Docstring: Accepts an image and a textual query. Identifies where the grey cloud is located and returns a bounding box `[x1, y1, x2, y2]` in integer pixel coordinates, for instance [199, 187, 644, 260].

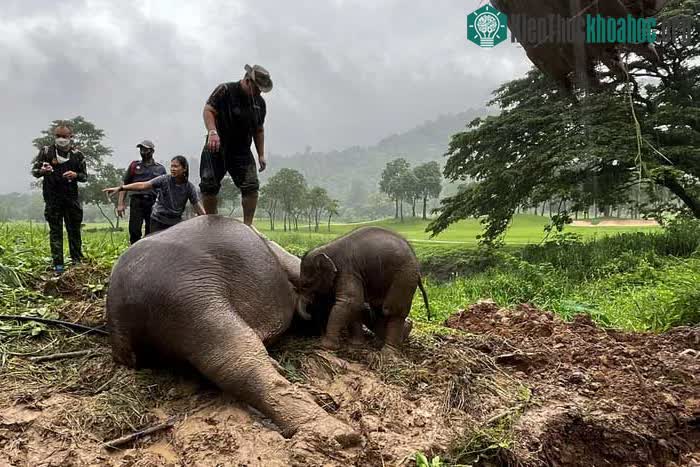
[0, 0, 530, 193]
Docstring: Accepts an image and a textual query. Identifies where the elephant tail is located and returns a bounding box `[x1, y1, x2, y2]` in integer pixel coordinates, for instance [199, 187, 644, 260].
[417, 277, 431, 321]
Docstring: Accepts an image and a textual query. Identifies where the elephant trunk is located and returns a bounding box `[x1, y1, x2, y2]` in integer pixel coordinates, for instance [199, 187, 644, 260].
[296, 296, 312, 320]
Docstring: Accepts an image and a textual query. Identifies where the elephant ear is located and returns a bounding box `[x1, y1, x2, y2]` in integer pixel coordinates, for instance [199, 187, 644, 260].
[315, 253, 337, 279]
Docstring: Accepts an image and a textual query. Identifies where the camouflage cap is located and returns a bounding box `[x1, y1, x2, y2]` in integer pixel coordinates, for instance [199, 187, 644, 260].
[136, 140, 155, 149]
[244, 64, 273, 93]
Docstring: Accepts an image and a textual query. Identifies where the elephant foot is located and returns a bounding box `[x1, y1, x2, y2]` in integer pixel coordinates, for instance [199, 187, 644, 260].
[320, 336, 341, 351]
[295, 416, 362, 449]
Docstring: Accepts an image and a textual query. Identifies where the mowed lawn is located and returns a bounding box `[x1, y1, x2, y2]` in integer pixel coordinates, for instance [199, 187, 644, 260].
[256, 214, 660, 247]
[15, 214, 658, 252]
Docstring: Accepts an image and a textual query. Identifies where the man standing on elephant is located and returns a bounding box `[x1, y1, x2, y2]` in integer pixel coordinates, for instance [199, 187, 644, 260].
[200, 64, 272, 225]
[117, 140, 167, 244]
[30, 124, 87, 275]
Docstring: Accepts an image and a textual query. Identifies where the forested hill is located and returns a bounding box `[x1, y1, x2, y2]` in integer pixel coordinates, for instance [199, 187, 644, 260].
[262, 108, 488, 201]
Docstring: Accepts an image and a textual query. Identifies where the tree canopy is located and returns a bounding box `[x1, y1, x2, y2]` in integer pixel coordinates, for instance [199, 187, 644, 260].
[429, 0, 699, 243]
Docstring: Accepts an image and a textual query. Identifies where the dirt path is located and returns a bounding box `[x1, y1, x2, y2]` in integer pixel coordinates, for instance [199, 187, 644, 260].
[571, 219, 660, 227]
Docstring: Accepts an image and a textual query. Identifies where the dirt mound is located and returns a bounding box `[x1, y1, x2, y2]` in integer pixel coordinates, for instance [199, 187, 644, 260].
[446, 302, 700, 466]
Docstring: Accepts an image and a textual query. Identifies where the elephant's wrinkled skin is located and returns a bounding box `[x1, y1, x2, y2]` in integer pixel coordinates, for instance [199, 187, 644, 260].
[298, 226, 429, 351]
[106, 215, 359, 445]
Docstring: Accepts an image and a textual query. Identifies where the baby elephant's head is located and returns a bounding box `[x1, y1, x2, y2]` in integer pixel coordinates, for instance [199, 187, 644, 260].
[296, 252, 337, 319]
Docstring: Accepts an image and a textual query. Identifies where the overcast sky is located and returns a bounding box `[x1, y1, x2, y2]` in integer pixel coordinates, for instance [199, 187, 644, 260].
[1, 0, 531, 193]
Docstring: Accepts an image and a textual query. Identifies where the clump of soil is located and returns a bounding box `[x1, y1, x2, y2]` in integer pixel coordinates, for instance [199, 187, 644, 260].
[446, 302, 700, 466]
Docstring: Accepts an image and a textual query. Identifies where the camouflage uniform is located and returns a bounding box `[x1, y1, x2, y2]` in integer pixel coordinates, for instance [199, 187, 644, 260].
[31, 145, 88, 267]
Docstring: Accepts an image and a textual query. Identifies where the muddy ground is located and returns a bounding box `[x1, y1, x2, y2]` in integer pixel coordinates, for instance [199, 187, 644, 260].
[0, 268, 698, 466]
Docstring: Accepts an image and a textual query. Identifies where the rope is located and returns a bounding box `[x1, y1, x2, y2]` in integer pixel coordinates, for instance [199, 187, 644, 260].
[0, 315, 109, 336]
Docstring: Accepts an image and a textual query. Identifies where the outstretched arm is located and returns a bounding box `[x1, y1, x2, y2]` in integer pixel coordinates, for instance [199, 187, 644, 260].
[103, 181, 153, 195]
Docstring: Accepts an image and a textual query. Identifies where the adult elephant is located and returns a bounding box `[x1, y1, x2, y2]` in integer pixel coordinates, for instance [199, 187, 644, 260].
[105, 215, 359, 446]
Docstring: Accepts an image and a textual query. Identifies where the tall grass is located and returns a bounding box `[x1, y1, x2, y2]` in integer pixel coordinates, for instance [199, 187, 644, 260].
[410, 220, 700, 332]
[1, 218, 698, 333]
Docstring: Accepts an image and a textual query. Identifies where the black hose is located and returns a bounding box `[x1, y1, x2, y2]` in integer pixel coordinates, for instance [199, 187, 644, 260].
[0, 315, 109, 336]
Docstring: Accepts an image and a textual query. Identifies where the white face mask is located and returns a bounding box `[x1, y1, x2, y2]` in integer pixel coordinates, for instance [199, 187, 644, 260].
[55, 137, 71, 149]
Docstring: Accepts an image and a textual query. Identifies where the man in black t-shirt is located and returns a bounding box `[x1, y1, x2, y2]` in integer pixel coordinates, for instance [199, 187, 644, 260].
[200, 64, 272, 225]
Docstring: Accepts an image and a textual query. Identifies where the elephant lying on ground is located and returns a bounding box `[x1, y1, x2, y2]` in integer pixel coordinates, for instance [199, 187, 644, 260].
[106, 215, 359, 446]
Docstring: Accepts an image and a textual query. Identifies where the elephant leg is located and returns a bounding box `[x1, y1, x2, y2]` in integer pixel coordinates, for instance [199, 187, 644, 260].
[321, 279, 365, 350]
[365, 311, 387, 346]
[349, 319, 367, 346]
[183, 305, 359, 446]
[381, 276, 418, 351]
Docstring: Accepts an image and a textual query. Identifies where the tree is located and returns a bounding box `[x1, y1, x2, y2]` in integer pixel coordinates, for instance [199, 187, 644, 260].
[397, 170, 418, 221]
[428, 0, 700, 243]
[379, 158, 411, 219]
[259, 184, 279, 230]
[308, 186, 331, 232]
[81, 163, 124, 229]
[413, 162, 442, 220]
[266, 168, 307, 231]
[218, 178, 241, 217]
[325, 198, 340, 232]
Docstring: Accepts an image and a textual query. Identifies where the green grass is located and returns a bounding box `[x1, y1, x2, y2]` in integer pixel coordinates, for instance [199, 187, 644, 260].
[256, 214, 660, 247]
[1, 215, 697, 334]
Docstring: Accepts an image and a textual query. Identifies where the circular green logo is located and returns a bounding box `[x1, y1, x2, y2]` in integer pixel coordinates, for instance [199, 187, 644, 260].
[467, 5, 508, 48]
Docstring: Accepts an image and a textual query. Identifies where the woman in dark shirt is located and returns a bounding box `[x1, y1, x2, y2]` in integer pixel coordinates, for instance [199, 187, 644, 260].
[105, 156, 206, 233]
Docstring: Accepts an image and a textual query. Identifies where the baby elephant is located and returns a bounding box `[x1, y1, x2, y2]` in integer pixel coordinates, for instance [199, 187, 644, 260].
[298, 226, 430, 352]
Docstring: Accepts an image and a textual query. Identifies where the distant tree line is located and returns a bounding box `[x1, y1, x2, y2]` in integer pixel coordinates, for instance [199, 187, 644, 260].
[259, 168, 339, 231]
[379, 159, 442, 221]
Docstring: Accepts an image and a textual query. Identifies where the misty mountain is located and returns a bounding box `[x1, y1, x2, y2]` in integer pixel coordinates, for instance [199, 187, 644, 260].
[261, 108, 488, 204]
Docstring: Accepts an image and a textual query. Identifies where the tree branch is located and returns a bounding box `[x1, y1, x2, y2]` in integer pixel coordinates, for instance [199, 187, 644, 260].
[656, 175, 700, 218]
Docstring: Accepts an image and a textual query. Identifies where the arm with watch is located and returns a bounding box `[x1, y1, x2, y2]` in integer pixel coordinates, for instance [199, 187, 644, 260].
[203, 104, 220, 153]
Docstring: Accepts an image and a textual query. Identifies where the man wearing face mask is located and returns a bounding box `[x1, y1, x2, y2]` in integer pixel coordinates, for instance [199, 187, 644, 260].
[117, 140, 167, 244]
[31, 125, 88, 274]
[200, 64, 272, 225]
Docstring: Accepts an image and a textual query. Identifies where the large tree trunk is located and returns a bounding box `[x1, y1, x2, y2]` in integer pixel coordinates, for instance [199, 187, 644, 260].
[422, 196, 427, 220]
[400, 200, 404, 222]
[394, 198, 399, 219]
[412, 198, 416, 218]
